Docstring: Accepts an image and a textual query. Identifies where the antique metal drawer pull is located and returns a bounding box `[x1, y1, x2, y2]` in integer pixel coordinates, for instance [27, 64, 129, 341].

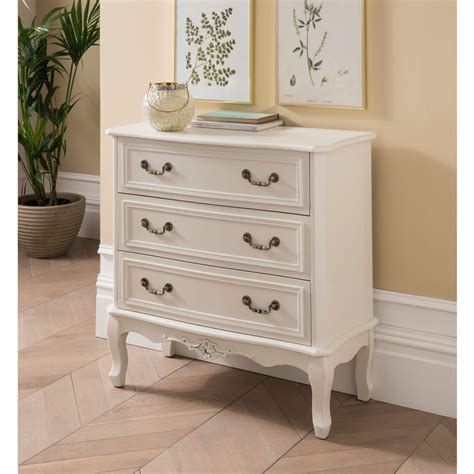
[141, 218, 173, 235]
[140, 160, 173, 176]
[242, 295, 280, 314]
[241, 169, 279, 187]
[141, 278, 173, 295]
[243, 233, 280, 250]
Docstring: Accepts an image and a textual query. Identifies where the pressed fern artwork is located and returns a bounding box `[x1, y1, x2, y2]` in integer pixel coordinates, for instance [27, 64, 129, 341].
[176, 1, 253, 103]
[185, 8, 237, 87]
[278, 0, 365, 108]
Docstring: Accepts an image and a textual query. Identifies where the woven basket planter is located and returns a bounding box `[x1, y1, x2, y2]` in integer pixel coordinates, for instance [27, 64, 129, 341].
[18, 193, 86, 258]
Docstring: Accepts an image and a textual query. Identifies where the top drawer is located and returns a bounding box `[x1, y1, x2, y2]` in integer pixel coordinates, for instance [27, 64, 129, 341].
[117, 138, 310, 215]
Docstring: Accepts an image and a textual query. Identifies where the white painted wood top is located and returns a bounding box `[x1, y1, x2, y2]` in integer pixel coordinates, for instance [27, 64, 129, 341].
[106, 122, 375, 153]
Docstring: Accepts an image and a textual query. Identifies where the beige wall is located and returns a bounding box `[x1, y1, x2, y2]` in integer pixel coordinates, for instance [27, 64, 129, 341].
[19, 0, 36, 22]
[36, 0, 100, 175]
[100, 0, 456, 301]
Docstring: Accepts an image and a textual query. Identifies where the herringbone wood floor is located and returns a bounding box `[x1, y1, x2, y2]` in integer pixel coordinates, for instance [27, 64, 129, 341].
[18, 238, 457, 473]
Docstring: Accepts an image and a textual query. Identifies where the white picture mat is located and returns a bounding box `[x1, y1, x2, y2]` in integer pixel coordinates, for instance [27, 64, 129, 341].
[277, 0, 365, 108]
[175, 0, 252, 103]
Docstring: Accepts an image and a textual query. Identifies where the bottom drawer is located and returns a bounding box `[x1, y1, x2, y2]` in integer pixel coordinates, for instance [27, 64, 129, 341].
[118, 252, 311, 345]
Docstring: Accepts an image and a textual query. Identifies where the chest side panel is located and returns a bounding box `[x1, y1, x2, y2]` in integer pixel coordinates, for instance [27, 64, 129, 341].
[311, 141, 373, 348]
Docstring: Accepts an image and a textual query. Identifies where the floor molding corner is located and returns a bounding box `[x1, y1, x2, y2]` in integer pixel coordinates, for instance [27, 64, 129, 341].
[57, 172, 100, 240]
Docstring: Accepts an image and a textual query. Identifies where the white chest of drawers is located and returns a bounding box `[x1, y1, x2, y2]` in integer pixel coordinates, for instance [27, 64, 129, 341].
[106, 122, 377, 439]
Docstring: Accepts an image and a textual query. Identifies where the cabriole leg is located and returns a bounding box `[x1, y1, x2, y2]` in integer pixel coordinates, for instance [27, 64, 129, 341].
[107, 315, 128, 387]
[355, 328, 374, 402]
[161, 340, 176, 357]
[308, 356, 335, 439]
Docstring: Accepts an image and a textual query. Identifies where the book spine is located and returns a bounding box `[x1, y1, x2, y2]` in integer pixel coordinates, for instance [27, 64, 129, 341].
[191, 122, 257, 131]
[254, 120, 284, 131]
[196, 114, 279, 124]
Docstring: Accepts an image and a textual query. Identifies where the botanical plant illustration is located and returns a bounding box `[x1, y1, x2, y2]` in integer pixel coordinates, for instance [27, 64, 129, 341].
[292, 0, 328, 86]
[321, 69, 349, 86]
[185, 7, 236, 87]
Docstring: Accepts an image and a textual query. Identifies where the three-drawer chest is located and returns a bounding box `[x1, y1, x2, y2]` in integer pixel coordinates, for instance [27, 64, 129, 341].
[106, 122, 377, 439]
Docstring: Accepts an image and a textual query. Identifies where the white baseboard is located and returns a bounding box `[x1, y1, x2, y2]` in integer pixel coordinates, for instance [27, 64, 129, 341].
[57, 172, 100, 240]
[18, 171, 100, 240]
[96, 245, 456, 418]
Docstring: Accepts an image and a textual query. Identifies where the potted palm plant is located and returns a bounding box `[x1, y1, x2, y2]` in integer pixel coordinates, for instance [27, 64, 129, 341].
[18, 0, 99, 258]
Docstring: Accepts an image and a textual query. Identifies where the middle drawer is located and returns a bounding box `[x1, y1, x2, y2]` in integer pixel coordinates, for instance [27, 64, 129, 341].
[118, 194, 311, 279]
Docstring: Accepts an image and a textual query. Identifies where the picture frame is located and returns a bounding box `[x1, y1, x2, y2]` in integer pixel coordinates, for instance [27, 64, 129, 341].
[174, 0, 254, 104]
[276, 0, 366, 110]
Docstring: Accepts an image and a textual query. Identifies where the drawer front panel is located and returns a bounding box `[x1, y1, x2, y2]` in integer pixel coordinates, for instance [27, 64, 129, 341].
[118, 252, 311, 345]
[118, 195, 311, 279]
[118, 138, 310, 215]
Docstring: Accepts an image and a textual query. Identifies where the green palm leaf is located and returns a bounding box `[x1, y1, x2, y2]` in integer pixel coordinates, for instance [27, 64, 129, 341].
[18, 0, 100, 206]
[54, 0, 100, 65]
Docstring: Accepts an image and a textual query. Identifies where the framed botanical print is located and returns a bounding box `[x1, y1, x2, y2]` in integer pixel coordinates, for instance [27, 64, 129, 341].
[277, 0, 366, 109]
[175, 0, 254, 104]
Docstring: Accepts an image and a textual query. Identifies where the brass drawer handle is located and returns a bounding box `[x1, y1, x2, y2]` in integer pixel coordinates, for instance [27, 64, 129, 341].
[242, 169, 279, 187]
[243, 233, 280, 250]
[141, 160, 173, 176]
[141, 278, 173, 295]
[141, 218, 173, 235]
[242, 295, 280, 314]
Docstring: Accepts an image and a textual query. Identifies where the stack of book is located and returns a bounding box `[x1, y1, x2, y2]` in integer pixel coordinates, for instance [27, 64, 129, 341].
[191, 111, 283, 132]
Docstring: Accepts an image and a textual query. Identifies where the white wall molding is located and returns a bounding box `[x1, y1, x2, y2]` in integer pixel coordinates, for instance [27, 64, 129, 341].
[57, 172, 100, 240]
[96, 245, 456, 417]
[57, 172, 100, 202]
[373, 288, 456, 313]
[375, 324, 455, 356]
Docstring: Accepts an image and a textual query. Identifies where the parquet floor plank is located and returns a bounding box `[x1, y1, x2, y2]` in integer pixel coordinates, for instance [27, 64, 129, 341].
[19, 375, 81, 463]
[396, 440, 455, 473]
[426, 419, 457, 467]
[141, 377, 342, 473]
[312, 463, 404, 474]
[21, 304, 52, 348]
[267, 400, 442, 473]
[18, 247, 32, 282]
[23, 363, 263, 471]
[20, 449, 162, 473]
[72, 360, 111, 425]
[18, 239, 99, 313]
[19, 318, 110, 395]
